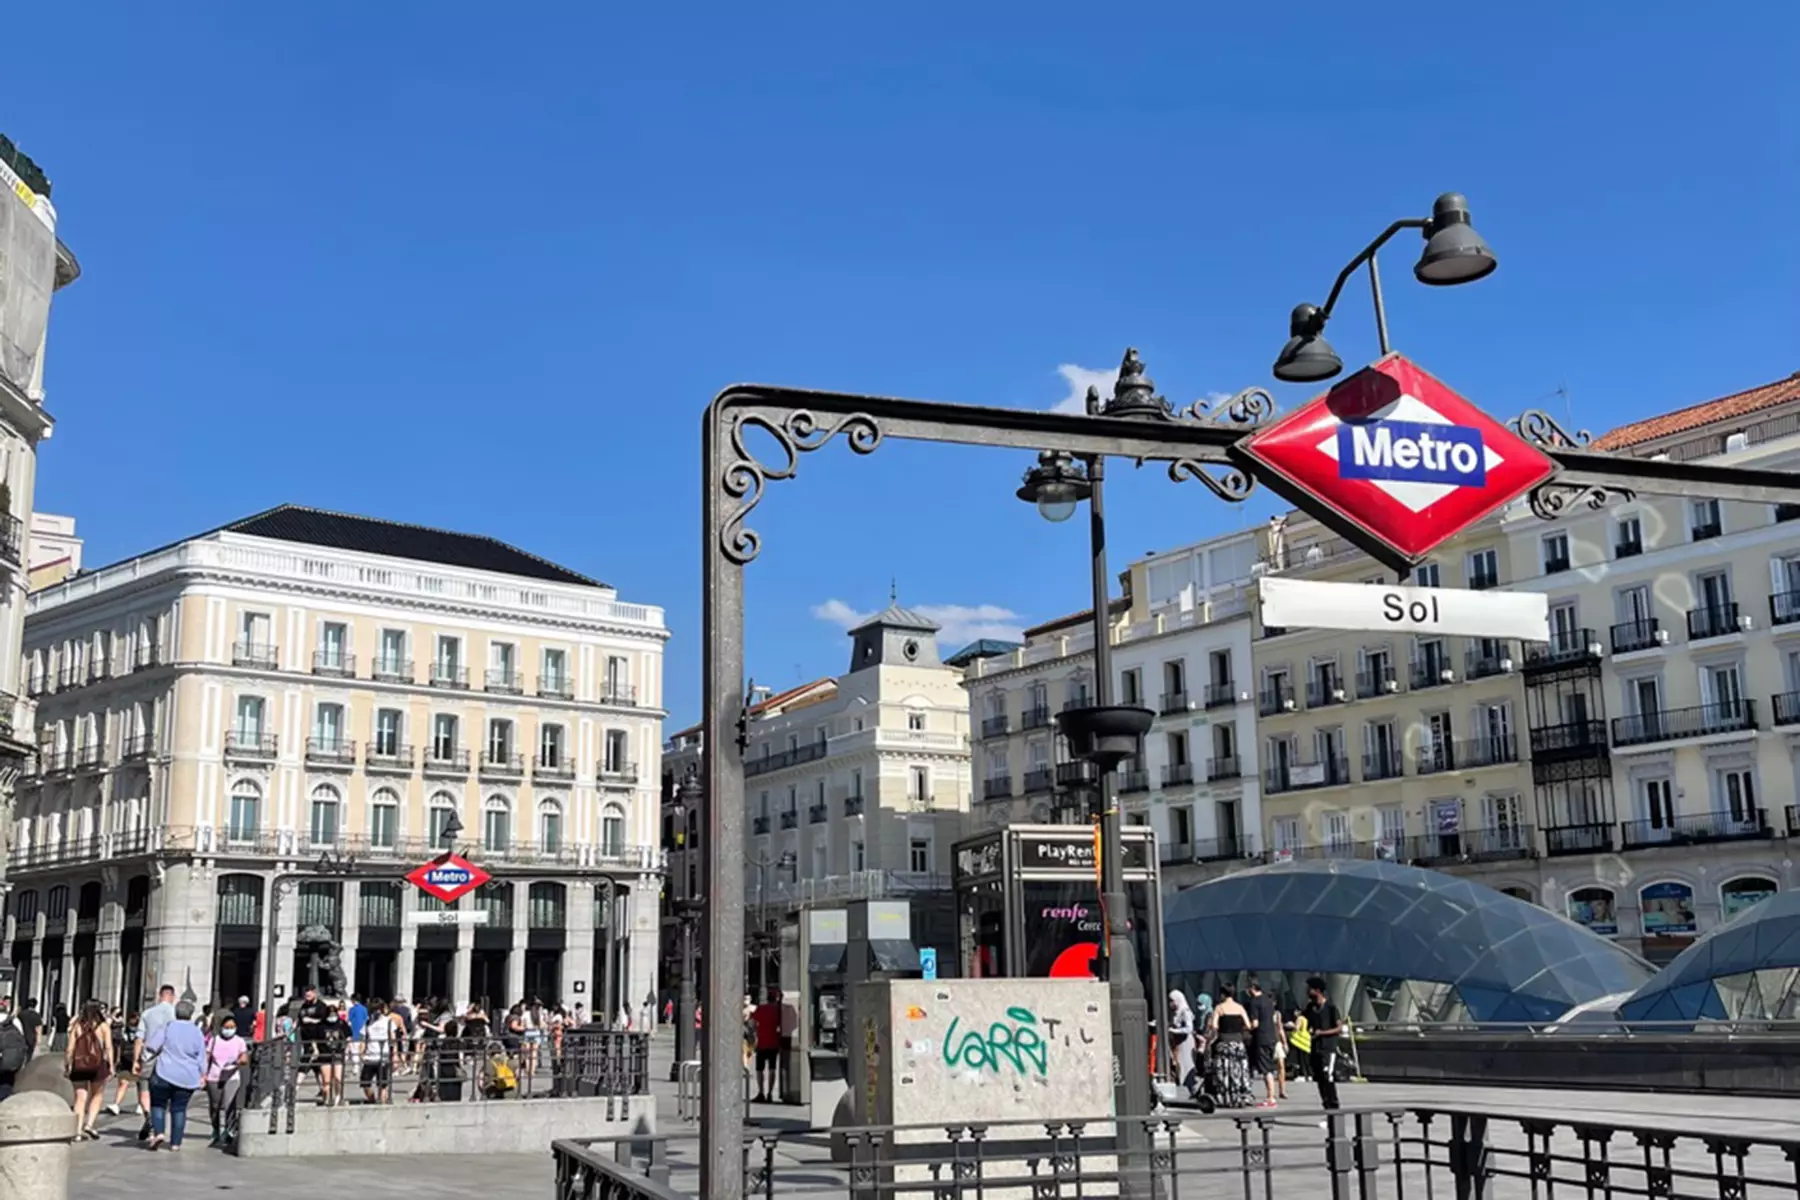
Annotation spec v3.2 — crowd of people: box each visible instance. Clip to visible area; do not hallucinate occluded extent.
[1165,975,1345,1112]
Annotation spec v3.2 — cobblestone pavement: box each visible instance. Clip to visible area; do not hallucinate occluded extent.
[65,1032,1797,1200]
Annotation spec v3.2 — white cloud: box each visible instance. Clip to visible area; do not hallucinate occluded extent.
[1051,364,1115,414]
[811,599,1026,648]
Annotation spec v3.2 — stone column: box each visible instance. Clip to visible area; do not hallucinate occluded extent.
[92,890,125,1012]
[335,890,360,999]
[396,897,418,1003]
[506,880,528,1007]
[566,891,595,1012]
[144,863,216,1003]
[274,870,300,1006]
[452,919,473,1011]
[0,1093,72,1200]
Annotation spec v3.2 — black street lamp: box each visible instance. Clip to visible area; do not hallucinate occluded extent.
[751,850,797,995]
[1273,192,1497,383]
[438,811,464,850]
[1016,349,1166,1197]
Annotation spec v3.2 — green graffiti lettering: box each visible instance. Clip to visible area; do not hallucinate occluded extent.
[942,1006,1049,1076]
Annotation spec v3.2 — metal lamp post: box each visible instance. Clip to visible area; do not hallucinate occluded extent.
[751,851,796,996]
[673,770,703,1073]
[1273,192,1498,382]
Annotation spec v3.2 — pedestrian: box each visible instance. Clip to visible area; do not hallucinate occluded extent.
[295,985,332,1104]
[51,1001,71,1054]
[1301,976,1344,1111]
[392,995,415,1070]
[64,999,114,1140]
[18,998,42,1056]
[359,999,401,1104]
[347,994,369,1042]
[751,988,782,1102]
[1204,983,1254,1108]
[0,1004,30,1101]
[144,999,207,1151]
[203,1014,248,1146]
[1167,990,1196,1095]
[135,984,178,1142]
[1246,976,1284,1109]
[107,1010,140,1115]
[232,995,255,1035]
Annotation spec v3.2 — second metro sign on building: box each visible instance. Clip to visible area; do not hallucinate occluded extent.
[1237,354,1556,567]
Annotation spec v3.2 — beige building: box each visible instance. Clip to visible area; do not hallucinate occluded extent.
[7,505,668,1014]
[0,137,80,921]
[659,600,973,993]
[1249,370,1800,963]
[27,511,81,590]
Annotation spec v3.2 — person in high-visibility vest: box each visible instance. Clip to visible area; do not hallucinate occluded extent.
[1288,1010,1312,1081]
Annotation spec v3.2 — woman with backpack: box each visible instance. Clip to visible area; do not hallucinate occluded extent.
[64,1000,115,1140]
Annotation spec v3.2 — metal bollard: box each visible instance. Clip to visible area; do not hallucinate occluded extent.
[0,1092,74,1200]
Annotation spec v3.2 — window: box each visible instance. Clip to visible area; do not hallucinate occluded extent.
[1172,805,1193,847]
[851,839,866,871]
[601,805,626,856]
[541,648,569,693]
[1323,811,1351,848]
[308,784,341,845]
[1542,531,1570,574]
[239,611,272,655]
[487,718,514,761]
[491,641,517,681]
[540,723,566,768]
[1484,794,1527,849]
[235,695,265,737]
[434,635,461,683]
[427,794,458,847]
[603,729,630,775]
[431,714,459,758]
[1121,669,1142,705]
[314,702,345,750]
[378,629,407,674]
[907,710,926,731]
[318,621,349,670]
[369,788,400,849]
[909,837,931,873]
[604,655,630,700]
[1716,766,1756,824]
[374,709,403,756]
[227,783,260,844]
[1691,498,1722,540]
[1777,503,1800,524]
[1466,548,1499,590]
[1376,805,1405,849]
[1272,817,1301,853]
[539,801,564,852]
[1413,562,1441,588]
[483,797,511,852]
[910,765,930,804]
[1641,777,1675,830]
[1615,515,1643,558]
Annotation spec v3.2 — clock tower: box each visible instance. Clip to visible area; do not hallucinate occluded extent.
[846,598,942,673]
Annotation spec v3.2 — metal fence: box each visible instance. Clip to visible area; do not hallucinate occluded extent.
[552,1105,1800,1200]
[247,1028,648,1135]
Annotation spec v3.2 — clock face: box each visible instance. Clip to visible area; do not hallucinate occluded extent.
[903,639,920,661]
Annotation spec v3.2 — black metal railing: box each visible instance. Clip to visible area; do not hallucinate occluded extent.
[367,742,415,771]
[743,742,825,776]
[119,733,155,761]
[982,775,1013,799]
[486,668,524,694]
[1055,761,1095,787]
[1776,691,1800,726]
[480,751,526,776]
[372,657,414,683]
[1207,755,1240,781]
[312,651,355,678]
[1362,749,1404,781]
[1196,834,1255,862]
[1416,734,1518,774]
[1621,808,1770,849]
[1615,535,1643,558]
[1355,666,1398,698]
[844,794,864,817]
[1120,769,1150,793]
[305,738,356,767]
[1023,767,1054,794]
[1524,627,1599,669]
[225,731,278,759]
[1771,589,1800,627]
[1410,657,1455,688]
[1544,822,1615,855]
[598,762,641,784]
[134,644,164,671]
[1021,705,1052,730]
[808,802,827,824]
[1692,519,1723,540]
[429,664,471,689]
[1408,825,1536,865]
[0,513,23,564]
[423,747,471,773]
[1528,720,1609,756]
[601,683,639,706]
[538,676,575,700]
[1258,684,1295,716]
[1612,700,1757,746]
[1159,690,1189,715]
[1464,645,1514,678]
[534,754,576,780]
[1611,617,1663,653]
[1543,552,1571,574]
[1687,602,1742,640]
[233,641,279,670]
[1203,681,1237,708]
[1306,677,1346,707]
[751,815,771,834]
[980,714,1010,739]
[779,808,798,830]
[1264,756,1351,794]
[1162,762,1193,787]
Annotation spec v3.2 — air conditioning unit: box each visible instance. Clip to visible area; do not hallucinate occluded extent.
[1656,630,1670,645]
[1332,688,1348,702]
[1384,679,1400,694]
[1739,614,1755,631]
[1500,658,1515,672]
[1440,668,1456,683]
[1587,641,1604,657]
[1239,691,1251,703]
[1282,698,1297,712]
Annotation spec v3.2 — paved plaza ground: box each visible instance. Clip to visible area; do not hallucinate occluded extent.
[64,1031,1799,1200]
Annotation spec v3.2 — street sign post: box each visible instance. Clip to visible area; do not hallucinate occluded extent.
[920,947,938,981]
[1237,354,1557,568]
[405,852,491,905]
[405,909,491,927]
[1259,576,1549,641]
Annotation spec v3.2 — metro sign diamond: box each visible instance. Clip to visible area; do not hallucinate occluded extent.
[1239,354,1556,565]
[406,852,491,904]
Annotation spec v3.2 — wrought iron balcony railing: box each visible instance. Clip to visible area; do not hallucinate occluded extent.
[485,669,524,695]
[1203,682,1238,708]
[1410,658,1456,689]
[1544,822,1614,856]
[598,762,640,784]
[1621,808,1769,850]
[601,683,639,706]
[1356,666,1399,698]
[1610,617,1663,654]
[809,802,828,824]
[224,731,278,759]
[1523,627,1601,669]
[1306,678,1347,707]
[312,651,355,678]
[534,754,575,780]
[1612,700,1756,747]
[1159,690,1189,715]
[1407,825,1536,865]
[1686,602,1743,640]
[1022,767,1054,794]
[1528,720,1609,756]
[304,738,356,767]
[366,743,415,772]
[1120,770,1150,794]
[372,657,414,684]
[1162,762,1194,787]
[422,747,471,773]
[1770,589,1800,627]
[1775,691,1800,727]
[480,751,526,776]
[1020,705,1052,730]
[980,715,1011,739]
[1206,755,1240,782]
[1055,761,1095,787]
[1264,756,1351,794]
[1258,684,1295,716]
[232,641,279,670]
[1362,750,1404,781]
[429,664,470,689]
[537,676,575,700]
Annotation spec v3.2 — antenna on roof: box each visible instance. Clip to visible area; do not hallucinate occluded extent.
[890,577,897,604]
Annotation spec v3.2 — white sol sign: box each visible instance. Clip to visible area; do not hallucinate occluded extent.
[1259,576,1549,641]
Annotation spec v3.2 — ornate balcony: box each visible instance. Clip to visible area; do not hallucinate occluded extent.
[312,651,355,678]
[232,642,279,670]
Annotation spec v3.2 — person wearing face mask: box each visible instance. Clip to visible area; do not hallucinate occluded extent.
[203,1016,250,1148]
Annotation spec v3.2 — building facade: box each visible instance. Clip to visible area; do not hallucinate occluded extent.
[659,601,973,995]
[28,512,81,590]
[0,135,80,918]
[962,529,1265,894]
[6,506,667,1014]
[1248,371,1800,964]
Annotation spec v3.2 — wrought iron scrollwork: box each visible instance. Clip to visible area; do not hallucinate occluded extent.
[1168,457,1256,504]
[721,409,883,563]
[1527,481,1636,522]
[1512,409,1592,450]
[1188,386,1277,429]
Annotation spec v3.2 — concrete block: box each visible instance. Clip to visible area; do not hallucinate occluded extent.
[235,1094,657,1158]
[0,1091,74,1200]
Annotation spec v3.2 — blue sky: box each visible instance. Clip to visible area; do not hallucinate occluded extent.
[7,3,1797,726]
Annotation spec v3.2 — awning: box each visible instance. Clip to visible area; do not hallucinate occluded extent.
[869,939,921,973]
[807,943,847,975]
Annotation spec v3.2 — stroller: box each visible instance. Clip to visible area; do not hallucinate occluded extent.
[1179,1031,1222,1114]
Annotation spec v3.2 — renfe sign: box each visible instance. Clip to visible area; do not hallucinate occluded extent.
[1239,354,1555,564]
[405,852,491,905]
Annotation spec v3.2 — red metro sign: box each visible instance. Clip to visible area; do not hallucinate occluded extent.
[406,852,491,904]
[1238,354,1556,565]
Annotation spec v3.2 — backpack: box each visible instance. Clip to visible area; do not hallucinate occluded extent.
[70,1024,106,1074]
[0,1022,26,1073]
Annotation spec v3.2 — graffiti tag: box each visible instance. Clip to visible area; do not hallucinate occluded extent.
[942,1006,1054,1077]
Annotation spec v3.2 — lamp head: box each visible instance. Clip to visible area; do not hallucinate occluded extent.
[1272,303,1343,383]
[1016,451,1092,522]
[1415,192,1497,286]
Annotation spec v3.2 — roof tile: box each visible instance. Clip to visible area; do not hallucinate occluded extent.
[1590,371,1800,451]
